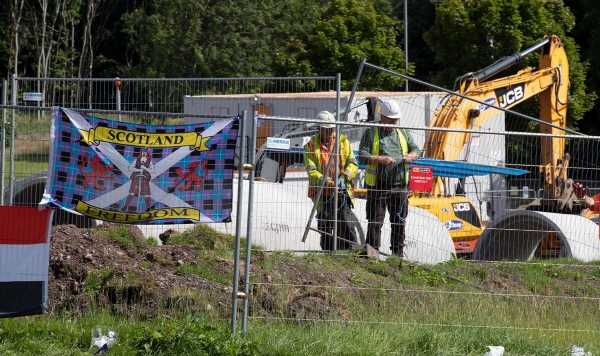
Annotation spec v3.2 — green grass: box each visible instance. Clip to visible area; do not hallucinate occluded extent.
[0,313,597,355]
[96,225,148,253]
[247,321,599,356]
[177,259,232,285]
[0,313,254,355]
[14,113,52,136]
[168,224,259,254]
[9,159,48,179]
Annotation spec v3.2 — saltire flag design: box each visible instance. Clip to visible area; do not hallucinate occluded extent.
[0,207,53,318]
[42,107,239,224]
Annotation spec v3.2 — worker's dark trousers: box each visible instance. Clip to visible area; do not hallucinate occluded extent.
[365,187,409,256]
[317,192,357,251]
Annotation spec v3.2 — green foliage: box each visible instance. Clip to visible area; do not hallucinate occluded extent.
[0,313,597,355]
[133,317,256,356]
[121,0,207,77]
[121,0,405,89]
[566,0,600,133]
[4,253,600,354]
[398,264,452,287]
[273,0,407,89]
[424,0,596,125]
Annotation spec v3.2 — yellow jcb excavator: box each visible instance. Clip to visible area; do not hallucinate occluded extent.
[410,35,576,255]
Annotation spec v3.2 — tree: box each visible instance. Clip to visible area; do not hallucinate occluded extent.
[121,0,206,77]
[565,0,600,134]
[424,0,596,127]
[198,0,280,77]
[8,0,26,76]
[0,3,10,78]
[269,0,323,77]
[390,0,437,81]
[122,0,284,77]
[303,0,407,89]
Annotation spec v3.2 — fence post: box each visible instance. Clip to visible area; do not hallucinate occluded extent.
[9,74,17,205]
[333,73,341,252]
[231,111,246,335]
[0,79,6,205]
[88,77,92,109]
[114,77,122,119]
[241,112,257,335]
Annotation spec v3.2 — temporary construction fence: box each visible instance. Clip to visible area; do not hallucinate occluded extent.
[241,116,600,335]
[2,71,600,347]
[235,63,600,343]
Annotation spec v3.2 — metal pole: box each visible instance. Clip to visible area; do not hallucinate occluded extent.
[333,73,341,252]
[241,113,257,335]
[1,79,6,205]
[88,77,92,109]
[231,111,246,335]
[404,0,409,91]
[345,59,365,121]
[9,74,17,205]
[115,77,122,120]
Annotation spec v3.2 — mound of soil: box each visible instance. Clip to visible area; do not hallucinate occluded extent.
[48,225,228,316]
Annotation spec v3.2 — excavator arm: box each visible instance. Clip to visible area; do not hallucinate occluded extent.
[424,35,569,197]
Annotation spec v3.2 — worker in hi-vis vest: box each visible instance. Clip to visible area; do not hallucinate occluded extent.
[359,98,419,257]
[304,111,359,251]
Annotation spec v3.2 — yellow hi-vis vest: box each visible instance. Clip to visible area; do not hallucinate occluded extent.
[304,133,358,200]
[365,127,409,187]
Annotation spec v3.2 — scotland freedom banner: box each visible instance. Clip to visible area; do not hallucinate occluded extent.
[42,107,239,224]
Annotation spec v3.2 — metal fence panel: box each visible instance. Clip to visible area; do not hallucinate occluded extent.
[238,67,600,341]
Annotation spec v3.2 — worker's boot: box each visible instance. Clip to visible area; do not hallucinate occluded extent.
[358,244,379,258]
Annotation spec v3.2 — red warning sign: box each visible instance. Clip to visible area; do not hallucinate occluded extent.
[409,166,433,193]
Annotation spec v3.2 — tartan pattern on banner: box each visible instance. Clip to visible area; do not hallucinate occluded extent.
[44,107,238,224]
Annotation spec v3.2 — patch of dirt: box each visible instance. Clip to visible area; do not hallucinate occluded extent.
[48,225,228,316]
[480,268,529,293]
[285,291,350,321]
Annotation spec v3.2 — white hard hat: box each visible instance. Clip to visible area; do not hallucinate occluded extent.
[317,111,336,128]
[377,97,402,120]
